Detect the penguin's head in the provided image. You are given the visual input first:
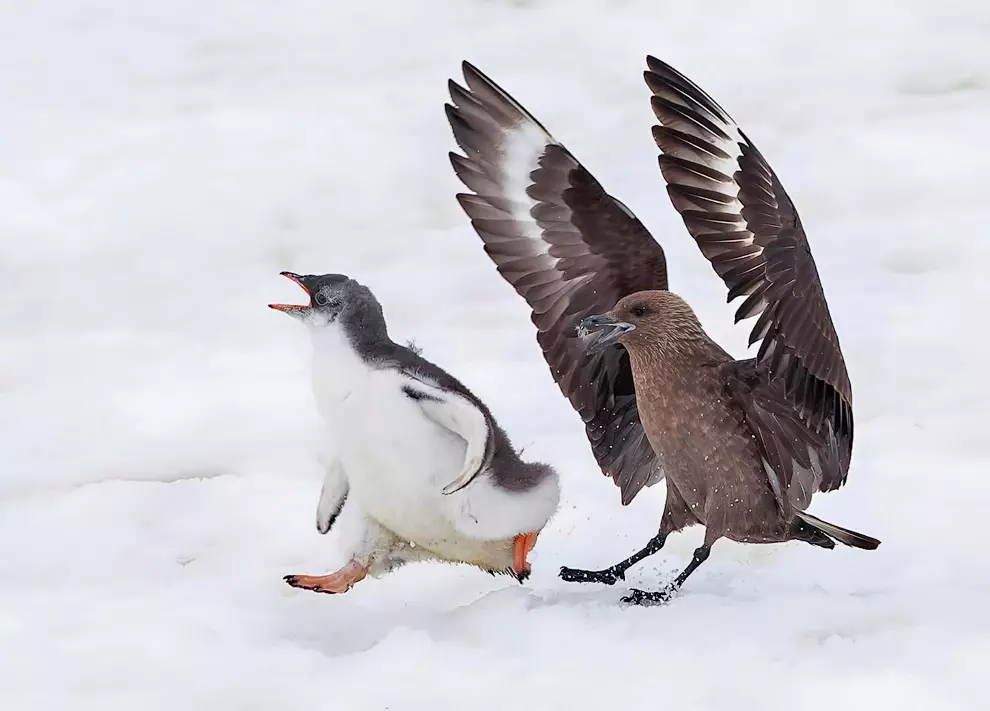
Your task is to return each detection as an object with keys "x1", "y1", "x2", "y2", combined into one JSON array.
[{"x1": 269, "y1": 272, "x2": 384, "y2": 331}]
